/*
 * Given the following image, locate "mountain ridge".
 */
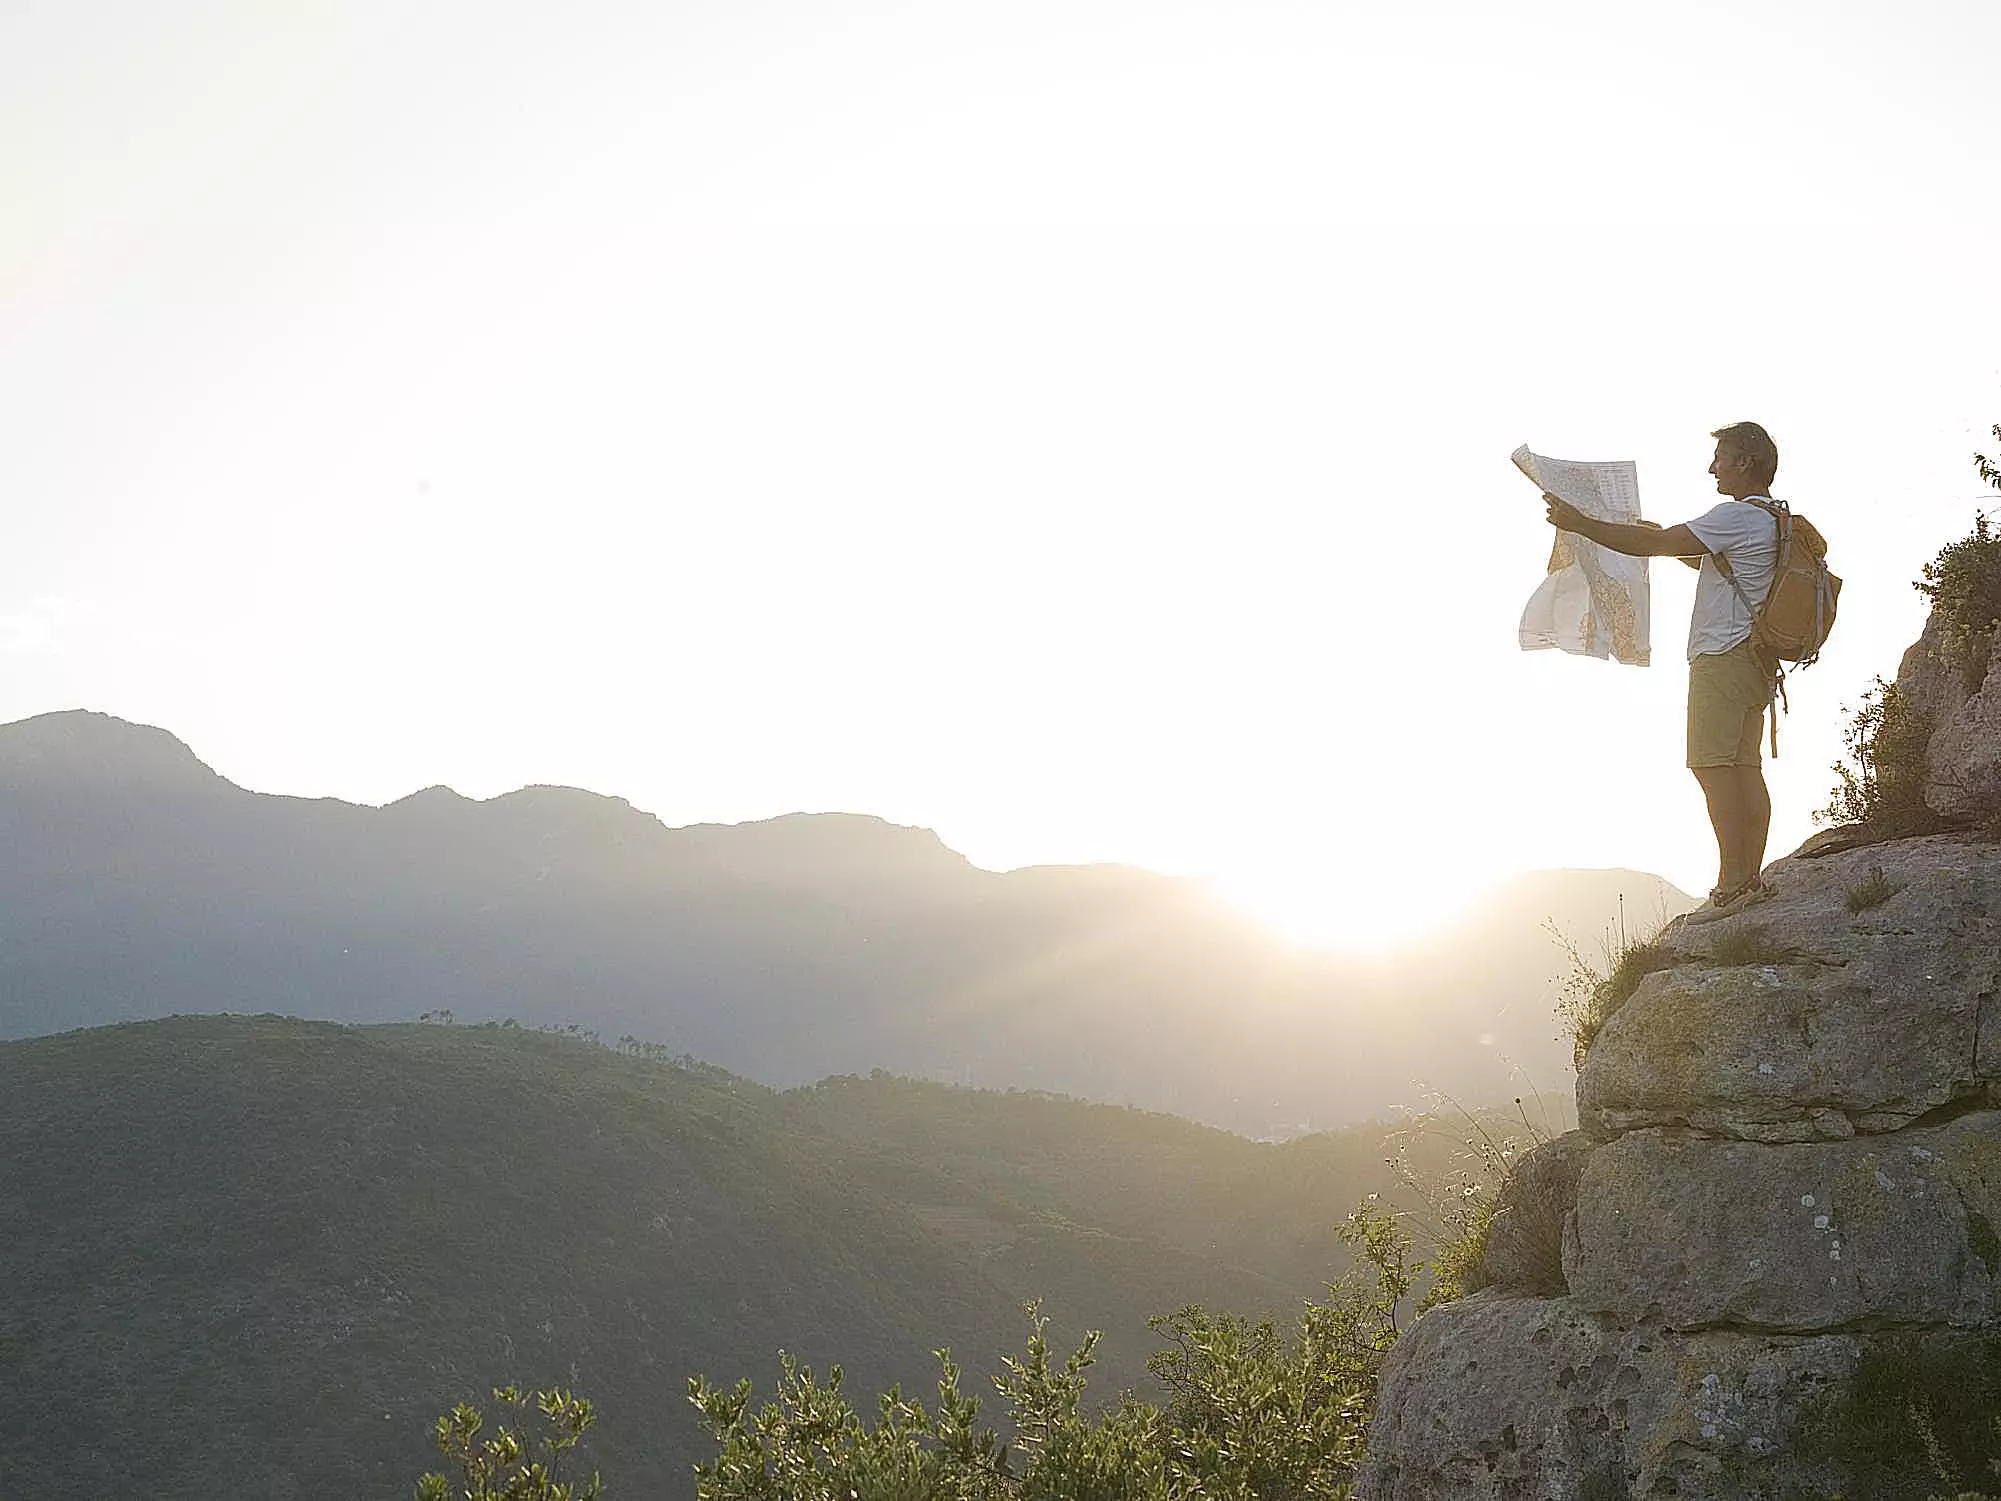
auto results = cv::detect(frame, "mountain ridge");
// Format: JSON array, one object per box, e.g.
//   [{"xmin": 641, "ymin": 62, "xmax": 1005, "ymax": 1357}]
[
  {"xmin": 0, "ymin": 708, "xmax": 233, "ymax": 791},
  {"xmin": 0, "ymin": 709, "xmax": 1695, "ymax": 1131}
]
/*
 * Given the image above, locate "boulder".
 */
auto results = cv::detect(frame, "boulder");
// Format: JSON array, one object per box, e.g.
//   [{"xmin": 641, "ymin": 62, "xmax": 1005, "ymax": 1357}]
[
  {"xmin": 1577, "ymin": 836, "xmax": 2001, "ymax": 1142},
  {"xmin": 1564, "ymin": 1119, "xmax": 2001, "ymax": 1330},
  {"xmin": 1792, "ymin": 823, "xmax": 1877, "ymax": 859},
  {"xmin": 1895, "ymin": 613, "xmax": 2001, "ymax": 825},
  {"xmin": 1358, "ymin": 1294, "xmax": 1858, "ymax": 1501},
  {"xmin": 1482, "ymin": 1130, "xmax": 1591, "ymax": 1295}
]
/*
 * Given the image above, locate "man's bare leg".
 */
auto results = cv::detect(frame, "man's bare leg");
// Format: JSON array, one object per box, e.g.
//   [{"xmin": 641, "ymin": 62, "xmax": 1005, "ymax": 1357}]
[
  {"xmin": 1693, "ymin": 766, "xmax": 1772, "ymax": 898},
  {"xmin": 1737, "ymin": 765, "xmax": 1772, "ymax": 885},
  {"xmin": 1693, "ymin": 767, "xmax": 1743, "ymax": 892}
]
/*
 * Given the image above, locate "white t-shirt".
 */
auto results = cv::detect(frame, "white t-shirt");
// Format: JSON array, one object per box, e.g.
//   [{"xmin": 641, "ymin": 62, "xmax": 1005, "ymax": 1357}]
[{"xmin": 1685, "ymin": 499, "xmax": 1782, "ymax": 660}]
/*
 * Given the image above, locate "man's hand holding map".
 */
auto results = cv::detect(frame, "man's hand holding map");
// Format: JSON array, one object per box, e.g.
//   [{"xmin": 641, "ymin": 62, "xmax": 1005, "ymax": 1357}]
[{"xmin": 1513, "ymin": 444, "xmax": 1651, "ymax": 667}]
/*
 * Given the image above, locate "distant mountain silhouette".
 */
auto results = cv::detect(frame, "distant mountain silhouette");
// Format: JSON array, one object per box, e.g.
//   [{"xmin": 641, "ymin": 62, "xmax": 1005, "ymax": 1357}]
[{"xmin": 0, "ymin": 710, "xmax": 1695, "ymax": 1130}]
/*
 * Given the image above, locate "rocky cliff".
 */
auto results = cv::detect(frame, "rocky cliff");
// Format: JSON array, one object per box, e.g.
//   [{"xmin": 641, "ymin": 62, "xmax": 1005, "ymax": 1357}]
[
  {"xmin": 1899, "ymin": 607, "xmax": 2001, "ymax": 827},
  {"xmin": 1359, "ymin": 620, "xmax": 2001, "ymax": 1500}
]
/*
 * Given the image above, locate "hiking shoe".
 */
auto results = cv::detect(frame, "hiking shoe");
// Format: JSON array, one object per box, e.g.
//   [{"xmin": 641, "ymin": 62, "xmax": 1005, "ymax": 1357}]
[{"xmin": 1681, "ymin": 878, "xmax": 1774, "ymax": 927}]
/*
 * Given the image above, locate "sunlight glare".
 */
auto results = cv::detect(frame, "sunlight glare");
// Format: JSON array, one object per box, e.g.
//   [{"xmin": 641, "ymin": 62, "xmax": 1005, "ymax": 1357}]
[{"xmin": 1211, "ymin": 855, "xmax": 1477, "ymax": 955}]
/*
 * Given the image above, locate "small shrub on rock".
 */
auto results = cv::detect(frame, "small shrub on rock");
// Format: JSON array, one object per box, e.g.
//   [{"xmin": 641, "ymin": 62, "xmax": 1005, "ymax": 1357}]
[
  {"xmin": 1551, "ymin": 923, "xmax": 1675, "ymax": 1062},
  {"xmin": 1707, "ymin": 922, "xmax": 1803, "ymax": 968},
  {"xmin": 1422, "ymin": 1194, "xmax": 1495, "ymax": 1308},
  {"xmin": 1390, "ymin": 1097, "xmax": 1561, "ymax": 1311},
  {"xmin": 1821, "ymin": 677, "xmax": 1941, "ymax": 836},
  {"xmin": 1846, "ymin": 864, "xmax": 1902, "ymax": 913},
  {"xmin": 1822, "ymin": 489, "xmax": 2001, "ymax": 839},
  {"xmin": 1919, "ymin": 509, "xmax": 2001, "ymax": 664}
]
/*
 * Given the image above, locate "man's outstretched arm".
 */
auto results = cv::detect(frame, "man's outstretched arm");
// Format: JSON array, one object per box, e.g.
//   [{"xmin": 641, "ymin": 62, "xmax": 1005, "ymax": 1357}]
[
  {"xmin": 1637, "ymin": 518, "xmax": 1706, "ymax": 570},
  {"xmin": 1544, "ymin": 494, "xmax": 1706, "ymax": 560}
]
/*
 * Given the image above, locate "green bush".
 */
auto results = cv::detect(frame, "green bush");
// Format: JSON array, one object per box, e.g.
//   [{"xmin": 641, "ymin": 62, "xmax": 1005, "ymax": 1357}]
[
  {"xmin": 685, "ymin": 1205, "xmax": 1418, "ymax": 1501},
  {"xmin": 1919, "ymin": 509, "xmax": 2001, "ymax": 657},
  {"xmin": 413, "ymin": 1386, "xmax": 602, "ymax": 1501},
  {"xmin": 1821, "ymin": 676, "xmax": 1939, "ymax": 835}
]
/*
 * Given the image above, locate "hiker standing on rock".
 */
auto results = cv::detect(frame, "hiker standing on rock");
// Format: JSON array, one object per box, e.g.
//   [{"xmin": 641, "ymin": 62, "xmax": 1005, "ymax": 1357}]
[{"xmin": 1542, "ymin": 422, "xmax": 1784, "ymax": 915}]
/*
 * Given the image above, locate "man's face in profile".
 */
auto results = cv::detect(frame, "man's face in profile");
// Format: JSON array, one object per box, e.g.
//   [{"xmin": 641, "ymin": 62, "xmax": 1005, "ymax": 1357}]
[{"xmin": 1708, "ymin": 443, "xmax": 1752, "ymax": 497}]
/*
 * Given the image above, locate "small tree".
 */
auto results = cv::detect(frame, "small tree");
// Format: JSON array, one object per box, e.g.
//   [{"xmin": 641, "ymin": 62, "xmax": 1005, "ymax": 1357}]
[
  {"xmin": 1147, "ymin": 1203, "xmax": 1412, "ymax": 1499},
  {"xmin": 1977, "ymin": 423, "xmax": 2001, "ymax": 492},
  {"xmin": 413, "ymin": 1386, "xmax": 602, "ymax": 1501},
  {"xmin": 1917, "ymin": 510, "xmax": 2001, "ymax": 656}
]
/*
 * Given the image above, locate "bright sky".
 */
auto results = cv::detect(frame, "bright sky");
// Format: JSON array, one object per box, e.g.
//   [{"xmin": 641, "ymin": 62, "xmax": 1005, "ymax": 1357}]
[{"xmin": 5, "ymin": 0, "xmax": 1998, "ymax": 948}]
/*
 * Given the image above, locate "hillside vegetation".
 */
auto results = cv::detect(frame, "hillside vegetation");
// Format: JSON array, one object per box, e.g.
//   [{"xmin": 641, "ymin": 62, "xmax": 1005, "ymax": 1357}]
[{"xmin": 0, "ymin": 1016, "xmax": 1502, "ymax": 1497}]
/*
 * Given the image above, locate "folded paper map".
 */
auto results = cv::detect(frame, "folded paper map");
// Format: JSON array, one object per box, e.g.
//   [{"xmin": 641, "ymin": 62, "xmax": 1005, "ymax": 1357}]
[{"xmin": 1513, "ymin": 445, "xmax": 1650, "ymax": 667}]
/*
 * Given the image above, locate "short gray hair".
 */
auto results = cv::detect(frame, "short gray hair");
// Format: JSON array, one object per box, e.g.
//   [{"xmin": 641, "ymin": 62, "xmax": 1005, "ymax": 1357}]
[{"xmin": 1711, "ymin": 422, "xmax": 1779, "ymax": 489}]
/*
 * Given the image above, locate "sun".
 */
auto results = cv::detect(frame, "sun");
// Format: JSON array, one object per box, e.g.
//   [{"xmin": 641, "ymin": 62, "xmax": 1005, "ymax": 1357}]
[{"xmin": 1209, "ymin": 857, "xmax": 1476, "ymax": 954}]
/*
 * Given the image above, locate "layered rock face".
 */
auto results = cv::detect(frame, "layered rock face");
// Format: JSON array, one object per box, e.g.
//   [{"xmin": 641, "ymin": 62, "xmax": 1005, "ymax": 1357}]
[{"xmin": 1360, "ymin": 833, "xmax": 2001, "ymax": 1500}]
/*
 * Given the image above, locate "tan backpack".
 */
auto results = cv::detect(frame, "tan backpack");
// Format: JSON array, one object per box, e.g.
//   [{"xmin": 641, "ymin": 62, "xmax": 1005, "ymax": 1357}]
[{"xmin": 1715, "ymin": 498, "xmax": 1842, "ymax": 753}]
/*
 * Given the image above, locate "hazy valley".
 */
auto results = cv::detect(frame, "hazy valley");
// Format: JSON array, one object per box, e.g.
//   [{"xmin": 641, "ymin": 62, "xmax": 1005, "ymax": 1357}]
[{"xmin": 0, "ymin": 707, "xmax": 1685, "ymax": 1495}]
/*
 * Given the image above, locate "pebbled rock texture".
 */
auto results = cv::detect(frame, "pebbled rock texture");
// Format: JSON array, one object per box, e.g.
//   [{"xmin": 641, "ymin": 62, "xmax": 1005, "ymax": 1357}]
[{"xmin": 1357, "ymin": 1294, "xmax": 1858, "ymax": 1501}]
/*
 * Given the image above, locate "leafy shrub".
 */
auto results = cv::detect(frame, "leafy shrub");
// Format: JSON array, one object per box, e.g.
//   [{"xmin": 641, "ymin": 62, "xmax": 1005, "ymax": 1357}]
[
  {"xmin": 1820, "ymin": 676, "xmax": 1939, "ymax": 835},
  {"xmin": 1919, "ymin": 510, "xmax": 2001, "ymax": 660},
  {"xmin": 688, "ymin": 1348, "xmax": 1013, "ymax": 1501},
  {"xmin": 687, "ymin": 1207, "xmax": 1418, "ymax": 1501},
  {"xmin": 1147, "ymin": 1210, "xmax": 1409, "ymax": 1499},
  {"xmin": 414, "ymin": 1386, "xmax": 602, "ymax": 1501}
]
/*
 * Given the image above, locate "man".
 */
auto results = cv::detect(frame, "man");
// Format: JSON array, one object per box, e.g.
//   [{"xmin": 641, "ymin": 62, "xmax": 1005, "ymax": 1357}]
[{"xmin": 1542, "ymin": 422, "xmax": 1782, "ymax": 913}]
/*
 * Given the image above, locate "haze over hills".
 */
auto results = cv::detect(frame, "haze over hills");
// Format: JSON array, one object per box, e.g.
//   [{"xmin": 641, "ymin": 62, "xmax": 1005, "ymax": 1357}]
[{"xmin": 0, "ymin": 710, "xmax": 1695, "ymax": 1131}]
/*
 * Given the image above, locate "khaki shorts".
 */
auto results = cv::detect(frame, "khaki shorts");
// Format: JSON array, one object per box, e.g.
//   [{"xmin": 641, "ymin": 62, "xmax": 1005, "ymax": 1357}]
[{"xmin": 1688, "ymin": 640, "xmax": 1771, "ymax": 769}]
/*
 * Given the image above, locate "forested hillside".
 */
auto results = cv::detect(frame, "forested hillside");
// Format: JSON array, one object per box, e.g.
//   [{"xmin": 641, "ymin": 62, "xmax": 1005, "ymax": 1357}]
[{"xmin": 0, "ymin": 1016, "xmax": 1520, "ymax": 1497}]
